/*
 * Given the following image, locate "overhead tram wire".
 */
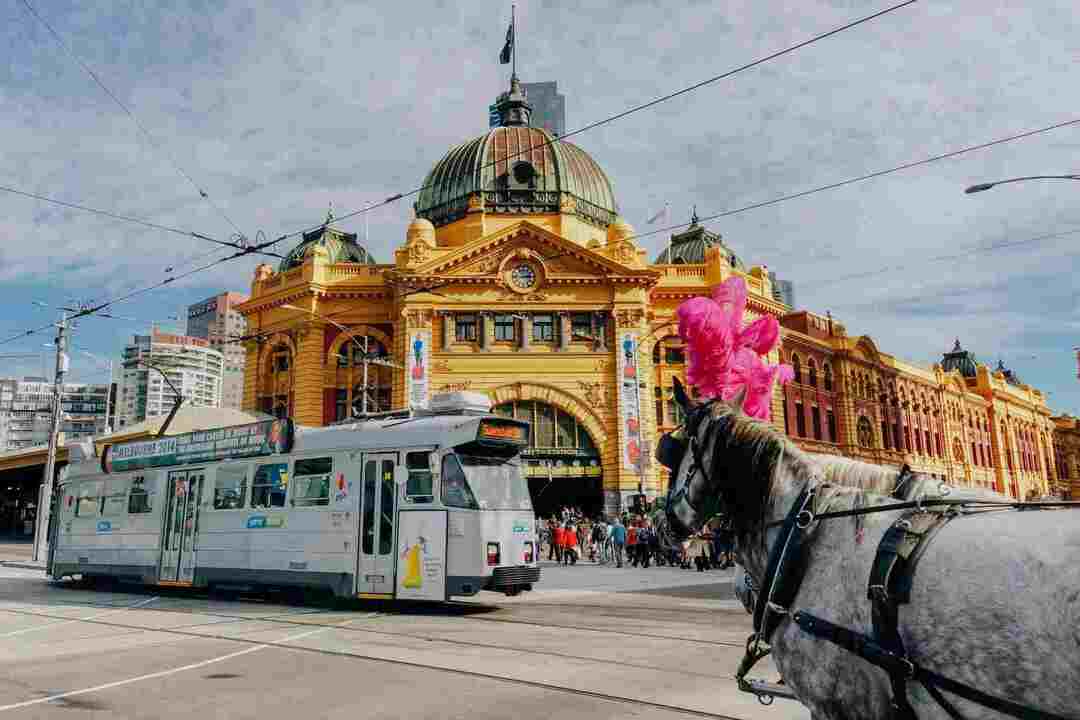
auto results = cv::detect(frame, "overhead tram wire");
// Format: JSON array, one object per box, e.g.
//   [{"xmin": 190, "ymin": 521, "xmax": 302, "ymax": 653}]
[
  {"xmin": 267, "ymin": 0, "xmax": 920, "ymax": 248},
  {"xmin": 17, "ymin": 0, "xmax": 247, "ymax": 239},
  {"xmin": 628, "ymin": 117, "xmax": 1080, "ymax": 244}
]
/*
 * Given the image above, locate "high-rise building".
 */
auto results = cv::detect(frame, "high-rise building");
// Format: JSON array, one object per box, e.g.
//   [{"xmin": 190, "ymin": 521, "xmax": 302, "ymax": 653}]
[
  {"xmin": 768, "ymin": 271, "xmax": 796, "ymax": 309},
  {"xmin": 186, "ymin": 292, "xmax": 248, "ymax": 410},
  {"xmin": 0, "ymin": 377, "xmax": 110, "ymax": 451},
  {"xmin": 116, "ymin": 332, "xmax": 223, "ymax": 428},
  {"xmin": 491, "ymin": 81, "xmax": 566, "ymax": 136}
]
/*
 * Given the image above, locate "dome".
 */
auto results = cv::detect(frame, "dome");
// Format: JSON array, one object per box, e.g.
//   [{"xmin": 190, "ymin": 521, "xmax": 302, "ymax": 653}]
[
  {"xmin": 654, "ymin": 214, "xmax": 745, "ymax": 270},
  {"xmin": 279, "ymin": 224, "xmax": 377, "ymax": 272},
  {"xmin": 414, "ymin": 80, "xmax": 618, "ymax": 230},
  {"xmin": 941, "ymin": 338, "xmax": 978, "ymax": 378}
]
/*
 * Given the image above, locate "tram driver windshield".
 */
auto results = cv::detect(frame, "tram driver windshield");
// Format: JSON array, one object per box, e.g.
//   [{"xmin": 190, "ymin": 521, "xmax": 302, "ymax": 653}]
[{"xmin": 441, "ymin": 443, "xmax": 532, "ymax": 511}]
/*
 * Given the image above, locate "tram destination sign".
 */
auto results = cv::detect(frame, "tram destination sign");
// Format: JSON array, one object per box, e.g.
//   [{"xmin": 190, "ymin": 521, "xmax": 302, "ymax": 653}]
[{"xmin": 102, "ymin": 419, "xmax": 295, "ymax": 473}]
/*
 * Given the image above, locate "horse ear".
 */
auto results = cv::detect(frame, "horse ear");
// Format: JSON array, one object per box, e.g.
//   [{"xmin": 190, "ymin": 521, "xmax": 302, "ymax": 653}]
[
  {"xmin": 672, "ymin": 377, "xmax": 692, "ymax": 413},
  {"xmin": 728, "ymin": 386, "xmax": 747, "ymax": 415}
]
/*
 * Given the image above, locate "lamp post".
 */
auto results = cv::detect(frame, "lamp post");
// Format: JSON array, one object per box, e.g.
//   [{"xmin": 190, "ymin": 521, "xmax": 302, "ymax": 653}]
[
  {"xmin": 280, "ymin": 305, "xmax": 401, "ymax": 416},
  {"xmin": 964, "ymin": 174, "xmax": 1080, "ymax": 194}
]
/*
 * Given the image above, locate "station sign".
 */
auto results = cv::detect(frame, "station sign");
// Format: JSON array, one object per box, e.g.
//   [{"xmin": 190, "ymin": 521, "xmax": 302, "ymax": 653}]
[{"xmin": 102, "ymin": 418, "xmax": 294, "ymax": 473}]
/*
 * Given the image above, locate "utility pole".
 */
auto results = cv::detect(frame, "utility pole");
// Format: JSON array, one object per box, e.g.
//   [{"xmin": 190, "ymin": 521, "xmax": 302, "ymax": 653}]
[{"xmin": 32, "ymin": 311, "xmax": 68, "ymax": 563}]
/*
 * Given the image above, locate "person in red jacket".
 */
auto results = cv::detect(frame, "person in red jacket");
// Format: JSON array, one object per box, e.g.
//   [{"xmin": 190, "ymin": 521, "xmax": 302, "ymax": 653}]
[
  {"xmin": 562, "ymin": 522, "xmax": 578, "ymax": 565},
  {"xmin": 553, "ymin": 523, "xmax": 565, "ymax": 563}
]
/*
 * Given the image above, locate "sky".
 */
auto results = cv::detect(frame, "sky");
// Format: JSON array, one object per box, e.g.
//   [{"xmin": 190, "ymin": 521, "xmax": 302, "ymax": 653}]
[{"xmin": 1, "ymin": 0, "xmax": 1077, "ymax": 413}]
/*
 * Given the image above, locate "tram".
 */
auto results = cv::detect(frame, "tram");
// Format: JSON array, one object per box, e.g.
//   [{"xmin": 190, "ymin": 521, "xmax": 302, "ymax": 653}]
[{"xmin": 47, "ymin": 392, "xmax": 541, "ymax": 600}]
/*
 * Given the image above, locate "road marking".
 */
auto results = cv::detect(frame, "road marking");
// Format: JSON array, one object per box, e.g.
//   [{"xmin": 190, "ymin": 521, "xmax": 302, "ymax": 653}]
[
  {"xmin": 0, "ymin": 596, "xmax": 159, "ymax": 639},
  {"xmin": 0, "ymin": 615, "xmax": 369, "ymax": 713}
]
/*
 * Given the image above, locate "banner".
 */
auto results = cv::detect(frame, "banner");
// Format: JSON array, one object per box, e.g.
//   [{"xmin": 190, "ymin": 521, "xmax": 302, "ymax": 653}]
[
  {"xmin": 102, "ymin": 419, "xmax": 294, "ymax": 473},
  {"xmin": 616, "ymin": 330, "xmax": 644, "ymax": 472},
  {"xmin": 408, "ymin": 329, "xmax": 431, "ymax": 410}
]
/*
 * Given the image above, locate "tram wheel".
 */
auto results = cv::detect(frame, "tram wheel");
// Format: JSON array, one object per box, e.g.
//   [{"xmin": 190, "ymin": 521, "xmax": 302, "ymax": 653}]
[{"xmin": 504, "ymin": 586, "xmax": 523, "ymax": 597}]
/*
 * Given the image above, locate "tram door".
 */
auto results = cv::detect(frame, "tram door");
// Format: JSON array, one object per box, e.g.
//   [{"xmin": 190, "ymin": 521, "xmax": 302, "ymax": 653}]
[
  {"xmin": 159, "ymin": 470, "xmax": 204, "ymax": 584},
  {"xmin": 355, "ymin": 454, "xmax": 398, "ymax": 596}
]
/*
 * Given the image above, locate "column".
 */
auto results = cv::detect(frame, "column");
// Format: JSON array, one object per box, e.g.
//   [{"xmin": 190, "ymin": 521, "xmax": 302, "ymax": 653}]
[
  {"xmin": 556, "ymin": 312, "xmax": 569, "ymax": 351},
  {"xmin": 478, "ymin": 313, "xmax": 489, "ymax": 352},
  {"xmin": 519, "ymin": 314, "xmax": 531, "ymax": 351},
  {"xmin": 291, "ymin": 324, "xmax": 326, "ymax": 427},
  {"xmin": 440, "ymin": 311, "xmax": 453, "ymax": 350},
  {"xmin": 241, "ymin": 339, "xmax": 260, "ymax": 412},
  {"xmin": 594, "ymin": 312, "xmax": 607, "ymax": 351}
]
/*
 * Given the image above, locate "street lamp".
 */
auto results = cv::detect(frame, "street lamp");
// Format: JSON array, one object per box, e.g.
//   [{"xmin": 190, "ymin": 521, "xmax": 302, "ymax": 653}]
[
  {"xmin": 280, "ymin": 304, "xmax": 401, "ymax": 416},
  {"xmin": 964, "ymin": 174, "xmax": 1080, "ymax": 194}
]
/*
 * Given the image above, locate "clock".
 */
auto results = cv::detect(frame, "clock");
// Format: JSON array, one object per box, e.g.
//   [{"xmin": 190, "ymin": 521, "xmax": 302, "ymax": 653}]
[{"xmin": 510, "ymin": 263, "xmax": 537, "ymax": 290}]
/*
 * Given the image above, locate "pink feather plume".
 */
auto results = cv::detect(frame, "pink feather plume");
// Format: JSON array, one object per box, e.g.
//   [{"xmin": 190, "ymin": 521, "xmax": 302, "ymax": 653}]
[{"xmin": 676, "ymin": 276, "xmax": 793, "ymax": 420}]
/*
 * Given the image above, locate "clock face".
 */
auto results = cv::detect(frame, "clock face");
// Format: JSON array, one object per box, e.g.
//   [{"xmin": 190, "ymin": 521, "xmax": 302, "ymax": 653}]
[{"xmin": 510, "ymin": 263, "xmax": 537, "ymax": 290}]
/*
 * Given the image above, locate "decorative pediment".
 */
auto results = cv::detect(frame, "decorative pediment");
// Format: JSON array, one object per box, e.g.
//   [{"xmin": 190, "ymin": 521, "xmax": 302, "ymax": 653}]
[{"xmin": 410, "ymin": 220, "xmax": 658, "ymax": 281}]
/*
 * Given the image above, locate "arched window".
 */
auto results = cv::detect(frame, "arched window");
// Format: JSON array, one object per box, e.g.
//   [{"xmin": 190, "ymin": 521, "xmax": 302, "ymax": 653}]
[
  {"xmin": 857, "ymin": 416, "xmax": 875, "ymax": 448},
  {"xmin": 807, "ymin": 358, "xmax": 818, "ymax": 388},
  {"xmin": 823, "ymin": 363, "xmax": 833, "ymax": 391},
  {"xmin": 259, "ymin": 342, "xmax": 294, "ymax": 418},
  {"xmin": 792, "ymin": 354, "xmax": 802, "ymax": 384},
  {"xmin": 331, "ymin": 335, "xmax": 393, "ymax": 420}
]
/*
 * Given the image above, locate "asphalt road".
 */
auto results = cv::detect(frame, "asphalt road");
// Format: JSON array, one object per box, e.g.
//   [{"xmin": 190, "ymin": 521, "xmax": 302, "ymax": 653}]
[{"xmin": 0, "ymin": 563, "xmax": 809, "ymax": 720}]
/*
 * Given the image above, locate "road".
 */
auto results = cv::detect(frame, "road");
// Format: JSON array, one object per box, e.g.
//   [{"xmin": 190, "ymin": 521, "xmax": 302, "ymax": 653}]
[{"xmin": 0, "ymin": 562, "xmax": 809, "ymax": 719}]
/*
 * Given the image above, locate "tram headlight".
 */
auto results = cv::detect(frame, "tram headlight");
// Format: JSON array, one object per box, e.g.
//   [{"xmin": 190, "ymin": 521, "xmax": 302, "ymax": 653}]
[{"xmin": 486, "ymin": 542, "xmax": 501, "ymax": 566}]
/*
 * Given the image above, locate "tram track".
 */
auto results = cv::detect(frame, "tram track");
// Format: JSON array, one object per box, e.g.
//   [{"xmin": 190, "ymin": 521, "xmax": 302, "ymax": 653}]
[{"xmin": 0, "ymin": 603, "xmax": 749, "ymax": 720}]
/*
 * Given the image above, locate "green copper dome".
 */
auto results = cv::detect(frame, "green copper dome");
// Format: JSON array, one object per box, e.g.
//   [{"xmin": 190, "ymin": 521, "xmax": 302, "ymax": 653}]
[
  {"xmin": 941, "ymin": 338, "xmax": 979, "ymax": 378},
  {"xmin": 654, "ymin": 214, "xmax": 745, "ymax": 269},
  {"xmin": 279, "ymin": 225, "xmax": 376, "ymax": 272}
]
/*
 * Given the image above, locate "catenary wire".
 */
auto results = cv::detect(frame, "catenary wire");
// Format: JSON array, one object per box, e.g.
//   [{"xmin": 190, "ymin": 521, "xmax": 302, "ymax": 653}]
[
  {"xmin": 630, "ymin": 117, "xmax": 1080, "ymax": 244},
  {"xmin": 17, "ymin": 0, "xmax": 247, "ymax": 239},
  {"xmin": 269, "ymin": 0, "xmax": 920, "ymax": 246}
]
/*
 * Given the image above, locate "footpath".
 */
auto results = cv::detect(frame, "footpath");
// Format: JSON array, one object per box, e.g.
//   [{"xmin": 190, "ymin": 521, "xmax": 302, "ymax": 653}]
[{"xmin": 0, "ymin": 540, "xmax": 45, "ymax": 571}]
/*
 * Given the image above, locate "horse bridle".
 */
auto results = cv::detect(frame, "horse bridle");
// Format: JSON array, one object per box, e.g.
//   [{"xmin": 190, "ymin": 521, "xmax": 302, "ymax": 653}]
[{"xmin": 660, "ymin": 400, "xmax": 717, "ymax": 539}]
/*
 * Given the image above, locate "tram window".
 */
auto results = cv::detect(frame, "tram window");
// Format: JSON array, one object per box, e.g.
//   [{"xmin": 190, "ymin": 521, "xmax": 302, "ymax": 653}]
[
  {"xmin": 128, "ymin": 475, "xmax": 153, "ymax": 514},
  {"xmin": 75, "ymin": 482, "xmax": 102, "ymax": 517},
  {"xmin": 292, "ymin": 457, "xmax": 332, "ymax": 507},
  {"xmin": 213, "ymin": 464, "xmax": 248, "ymax": 510},
  {"xmin": 102, "ymin": 481, "xmax": 127, "ymax": 517},
  {"xmin": 379, "ymin": 460, "xmax": 395, "ymax": 555},
  {"xmin": 252, "ymin": 462, "xmax": 288, "ymax": 508},
  {"xmin": 362, "ymin": 461, "xmax": 376, "ymax": 554},
  {"xmin": 405, "ymin": 452, "xmax": 433, "ymax": 502},
  {"xmin": 440, "ymin": 454, "xmax": 479, "ymax": 510}
]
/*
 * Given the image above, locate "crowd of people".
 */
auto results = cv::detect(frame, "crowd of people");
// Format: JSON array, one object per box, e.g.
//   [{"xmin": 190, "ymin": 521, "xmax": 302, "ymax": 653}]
[{"xmin": 538, "ymin": 505, "xmax": 735, "ymax": 571}]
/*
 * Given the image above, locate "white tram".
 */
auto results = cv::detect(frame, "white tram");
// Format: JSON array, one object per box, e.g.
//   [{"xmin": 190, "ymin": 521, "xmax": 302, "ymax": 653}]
[{"xmin": 48, "ymin": 393, "xmax": 541, "ymax": 600}]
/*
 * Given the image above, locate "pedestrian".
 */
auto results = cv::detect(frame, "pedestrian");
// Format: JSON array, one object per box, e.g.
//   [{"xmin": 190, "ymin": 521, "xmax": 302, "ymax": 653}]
[
  {"xmin": 627, "ymin": 522, "xmax": 639, "ymax": 567},
  {"xmin": 553, "ymin": 520, "xmax": 565, "ymax": 563},
  {"xmin": 610, "ymin": 516, "xmax": 626, "ymax": 568},
  {"xmin": 638, "ymin": 521, "xmax": 652, "ymax": 568},
  {"xmin": 563, "ymin": 522, "xmax": 578, "ymax": 565}
]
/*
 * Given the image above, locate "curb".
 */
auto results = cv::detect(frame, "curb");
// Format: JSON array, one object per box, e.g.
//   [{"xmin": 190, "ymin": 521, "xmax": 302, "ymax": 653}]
[{"xmin": 0, "ymin": 561, "xmax": 46, "ymax": 571}]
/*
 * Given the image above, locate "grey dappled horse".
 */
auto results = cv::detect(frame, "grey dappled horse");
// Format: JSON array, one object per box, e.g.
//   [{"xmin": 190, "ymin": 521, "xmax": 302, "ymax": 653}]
[{"xmin": 660, "ymin": 384, "xmax": 1080, "ymax": 720}]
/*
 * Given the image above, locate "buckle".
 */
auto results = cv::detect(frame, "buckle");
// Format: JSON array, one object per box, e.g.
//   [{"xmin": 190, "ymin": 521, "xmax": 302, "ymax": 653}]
[{"xmin": 796, "ymin": 509, "xmax": 814, "ymax": 529}]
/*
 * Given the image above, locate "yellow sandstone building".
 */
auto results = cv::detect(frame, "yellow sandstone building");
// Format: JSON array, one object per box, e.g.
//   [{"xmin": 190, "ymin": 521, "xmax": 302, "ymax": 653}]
[{"xmin": 237, "ymin": 80, "xmax": 1066, "ymax": 516}]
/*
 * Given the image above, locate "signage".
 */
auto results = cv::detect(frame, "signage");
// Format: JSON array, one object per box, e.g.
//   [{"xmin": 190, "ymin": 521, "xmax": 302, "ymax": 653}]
[
  {"xmin": 616, "ymin": 330, "xmax": 644, "ymax": 471},
  {"xmin": 407, "ymin": 330, "xmax": 431, "ymax": 410},
  {"xmin": 477, "ymin": 419, "xmax": 529, "ymax": 446},
  {"xmin": 187, "ymin": 299, "xmax": 218, "ymax": 318},
  {"xmin": 396, "ymin": 511, "xmax": 448, "ymax": 601},
  {"xmin": 246, "ymin": 514, "xmax": 286, "ymax": 529},
  {"xmin": 102, "ymin": 418, "xmax": 294, "ymax": 473}
]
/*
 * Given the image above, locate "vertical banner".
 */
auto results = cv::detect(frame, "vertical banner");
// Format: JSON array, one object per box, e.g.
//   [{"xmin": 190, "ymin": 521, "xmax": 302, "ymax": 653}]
[
  {"xmin": 617, "ymin": 330, "xmax": 643, "ymax": 472},
  {"xmin": 396, "ymin": 510, "xmax": 447, "ymax": 601},
  {"xmin": 407, "ymin": 329, "xmax": 431, "ymax": 410}
]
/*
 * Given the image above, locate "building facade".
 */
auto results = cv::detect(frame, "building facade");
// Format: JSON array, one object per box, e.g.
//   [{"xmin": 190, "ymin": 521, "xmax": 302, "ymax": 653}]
[
  {"xmin": 186, "ymin": 292, "xmax": 249, "ymax": 410},
  {"xmin": 238, "ymin": 79, "xmax": 1063, "ymax": 517},
  {"xmin": 0, "ymin": 378, "xmax": 111, "ymax": 452},
  {"xmin": 1053, "ymin": 414, "xmax": 1080, "ymax": 499},
  {"xmin": 116, "ymin": 332, "xmax": 224, "ymax": 428},
  {"xmin": 521, "ymin": 81, "xmax": 566, "ymax": 136}
]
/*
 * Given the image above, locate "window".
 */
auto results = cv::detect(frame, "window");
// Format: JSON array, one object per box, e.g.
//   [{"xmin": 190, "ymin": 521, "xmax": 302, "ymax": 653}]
[
  {"xmin": 213, "ymin": 464, "xmax": 248, "ymax": 509},
  {"xmin": 570, "ymin": 312, "xmax": 592, "ymax": 340},
  {"xmin": 924, "ymin": 430, "xmax": 933, "ymax": 458},
  {"xmin": 827, "ymin": 410, "xmax": 837, "ymax": 443},
  {"xmin": 807, "ymin": 359, "xmax": 818, "ymax": 388},
  {"xmin": 405, "ymin": 452, "xmax": 433, "ymax": 502},
  {"xmin": 441, "ymin": 454, "xmax": 479, "ymax": 509},
  {"xmin": 102, "ymin": 481, "xmax": 127, "ymax": 516},
  {"xmin": 655, "ymin": 386, "xmax": 664, "ymax": 427},
  {"xmin": 665, "ymin": 346, "xmax": 686, "ymax": 365},
  {"xmin": 128, "ymin": 475, "xmax": 153, "ymax": 513},
  {"xmin": 273, "ymin": 352, "xmax": 290, "ymax": 372},
  {"xmin": 795, "ymin": 402, "xmax": 806, "ymax": 437},
  {"xmin": 380, "ymin": 459, "xmax": 395, "ymax": 555},
  {"xmin": 811, "ymin": 406, "xmax": 822, "ymax": 440},
  {"xmin": 455, "ymin": 314, "xmax": 477, "ymax": 342},
  {"xmin": 532, "ymin": 314, "xmax": 554, "ymax": 342},
  {"xmin": 293, "ymin": 457, "xmax": 332, "ymax": 507},
  {"xmin": 792, "ymin": 355, "xmax": 802, "ymax": 384},
  {"xmin": 494, "ymin": 314, "xmax": 516, "ymax": 342},
  {"xmin": 252, "ymin": 462, "xmax": 288, "ymax": 508},
  {"xmin": 335, "ymin": 389, "xmax": 348, "ymax": 422},
  {"xmin": 881, "ymin": 421, "xmax": 891, "ymax": 450},
  {"xmin": 783, "ymin": 400, "xmax": 790, "ymax": 435},
  {"xmin": 857, "ymin": 417, "xmax": 875, "ymax": 448},
  {"xmin": 536, "ymin": 403, "xmax": 556, "ymax": 447},
  {"xmin": 556, "ymin": 410, "xmax": 575, "ymax": 447},
  {"xmin": 75, "ymin": 482, "xmax": 101, "ymax": 517}
]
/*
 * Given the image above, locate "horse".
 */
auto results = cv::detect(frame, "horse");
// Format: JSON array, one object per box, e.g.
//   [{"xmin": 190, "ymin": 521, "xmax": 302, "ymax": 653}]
[{"xmin": 658, "ymin": 379, "xmax": 1080, "ymax": 720}]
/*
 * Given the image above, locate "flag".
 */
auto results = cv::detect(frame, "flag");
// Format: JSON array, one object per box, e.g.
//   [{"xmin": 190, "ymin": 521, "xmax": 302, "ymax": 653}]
[
  {"xmin": 646, "ymin": 202, "xmax": 670, "ymax": 225},
  {"xmin": 499, "ymin": 20, "xmax": 514, "ymax": 64}
]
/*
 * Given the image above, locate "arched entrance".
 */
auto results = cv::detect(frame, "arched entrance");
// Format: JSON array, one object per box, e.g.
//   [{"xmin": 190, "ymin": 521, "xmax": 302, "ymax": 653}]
[{"xmin": 493, "ymin": 400, "xmax": 603, "ymax": 518}]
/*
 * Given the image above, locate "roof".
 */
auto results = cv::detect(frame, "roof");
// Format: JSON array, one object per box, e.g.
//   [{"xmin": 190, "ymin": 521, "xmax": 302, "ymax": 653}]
[
  {"xmin": 292, "ymin": 412, "xmax": 497, "ymax": 455},
  {"xmin": 941, "ymin": 338, "xmax": 979, "ymax": 378},
  {"xmin": 413, "ymin": 126, "xmax": 618, "ymax": 228},
  {"xmin": 106, "ymin": 407, "xmax": 274, "ymax": 443},
  {"xmin": 654, "ymin": 218, "xmax": 745, "ymax": 268},
  {"xmin": 279, "ymin": 225, "xmax": 377, "ymax": 272}
]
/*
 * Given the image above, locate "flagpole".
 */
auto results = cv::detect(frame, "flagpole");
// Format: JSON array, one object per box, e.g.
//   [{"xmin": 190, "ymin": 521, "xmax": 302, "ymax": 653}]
[{"xmin": 511, "ymin": 4, "xmax": 516, "ymax": 79}]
